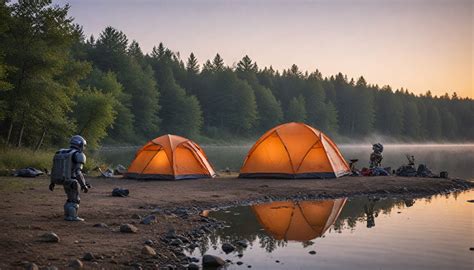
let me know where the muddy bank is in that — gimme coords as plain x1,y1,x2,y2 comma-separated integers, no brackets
0,175,472,269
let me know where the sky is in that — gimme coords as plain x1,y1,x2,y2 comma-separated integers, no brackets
57,0,473,98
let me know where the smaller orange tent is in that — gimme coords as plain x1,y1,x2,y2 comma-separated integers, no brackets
125,134,216,180
239,122,350,178
252,198,346,241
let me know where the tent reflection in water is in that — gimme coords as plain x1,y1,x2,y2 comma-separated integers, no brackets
125,134,216,180
251,198,346,241
239,122,351,179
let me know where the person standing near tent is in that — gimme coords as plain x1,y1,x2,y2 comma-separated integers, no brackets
49,135,91,221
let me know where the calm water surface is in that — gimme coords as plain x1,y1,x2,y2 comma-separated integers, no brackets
97,144,474,179
186,190,474,270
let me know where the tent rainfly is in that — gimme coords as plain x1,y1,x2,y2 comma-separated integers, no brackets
126,134,216,180
239,122,350,178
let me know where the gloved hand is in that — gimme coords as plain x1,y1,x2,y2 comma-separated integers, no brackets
81,185,89,193
49,183,55,191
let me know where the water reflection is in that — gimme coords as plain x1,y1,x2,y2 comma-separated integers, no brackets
251,199,346,241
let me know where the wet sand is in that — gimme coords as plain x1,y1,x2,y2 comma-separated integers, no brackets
0,175,472,269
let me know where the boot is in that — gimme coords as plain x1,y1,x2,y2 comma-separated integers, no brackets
64,202,84,221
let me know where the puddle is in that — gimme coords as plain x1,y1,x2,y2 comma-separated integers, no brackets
186,190,474,269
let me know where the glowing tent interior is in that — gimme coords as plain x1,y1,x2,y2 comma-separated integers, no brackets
239,122,351,178
125,134,216,180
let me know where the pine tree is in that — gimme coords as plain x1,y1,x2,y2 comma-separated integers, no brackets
186,53,200,74
286,95,307,122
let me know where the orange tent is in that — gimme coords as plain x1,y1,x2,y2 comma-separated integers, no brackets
252,198,346,241
125,134,216,180
239,122,350,178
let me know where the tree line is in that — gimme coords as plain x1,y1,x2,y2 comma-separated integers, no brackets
0,1,473,150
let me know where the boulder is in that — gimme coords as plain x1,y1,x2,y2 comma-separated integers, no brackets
120,224,138,233
202,254,225,267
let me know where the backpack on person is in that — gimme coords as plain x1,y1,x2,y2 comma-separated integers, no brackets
50,149,77,184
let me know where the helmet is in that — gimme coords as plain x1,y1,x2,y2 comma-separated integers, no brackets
70,135,87,151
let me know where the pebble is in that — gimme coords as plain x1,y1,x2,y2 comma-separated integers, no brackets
187,263,199,270
24,262,38,270
83,252,94,261
131,214,142,219
202,254,226,267
142,245,157,256
68,259,83,269
40,232,60,243
140,215,157,225
222,243,236,253
309,250,317,255
120,224,138,233
235,240,248,248
236,261,243,265
144,239,154,245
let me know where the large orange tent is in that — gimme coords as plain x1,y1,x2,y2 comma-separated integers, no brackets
125,134,216,180
239,122,350,178
252,198,346,241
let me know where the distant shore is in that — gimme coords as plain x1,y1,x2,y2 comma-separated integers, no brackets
0,175,472,269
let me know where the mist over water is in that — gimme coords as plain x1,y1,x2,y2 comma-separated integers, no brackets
97,144,474,179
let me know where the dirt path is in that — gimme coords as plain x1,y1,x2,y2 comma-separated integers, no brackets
0,175,472,269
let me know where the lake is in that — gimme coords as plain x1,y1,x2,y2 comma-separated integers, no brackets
185,190,474,270
96,144,474,179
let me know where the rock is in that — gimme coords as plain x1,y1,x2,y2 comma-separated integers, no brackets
170,239,184,246
142,245,157,256
309,250,316,255
187,263,199,270
222,243,236,253
140,215,157,225
166,228,177,239
275,260,280,263
120,224,138,233
202,254,226,267
235,240,248,248
236,261,243,265
237,253,243,258
93,223,108,228
40,232,60,243
247,266,252,268
24,262,39,270
83,252,94,261
131,214,142,219
69,259,83,269
144,239,154,245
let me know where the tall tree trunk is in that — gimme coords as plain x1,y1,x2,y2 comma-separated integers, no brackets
5,120,13,145
16,120,25,148
34,129,46,152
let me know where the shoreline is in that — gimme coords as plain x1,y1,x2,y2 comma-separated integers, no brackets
0,175,472,269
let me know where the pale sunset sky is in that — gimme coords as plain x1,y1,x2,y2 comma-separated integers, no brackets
57,0,473,98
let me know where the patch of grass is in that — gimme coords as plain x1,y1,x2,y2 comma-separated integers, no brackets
0,147,104,172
